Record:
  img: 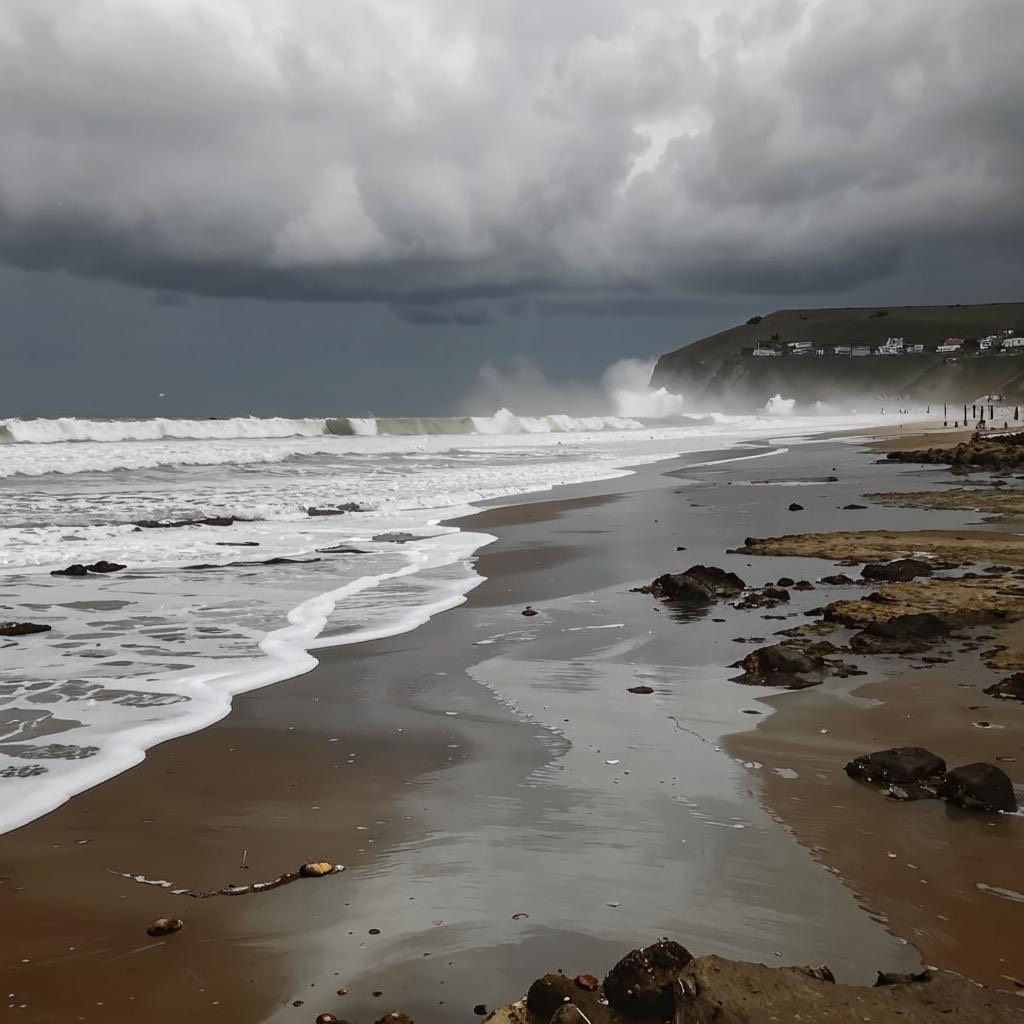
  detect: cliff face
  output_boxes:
[651,302,1024,410]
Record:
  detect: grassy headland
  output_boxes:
[651,302,1024,409]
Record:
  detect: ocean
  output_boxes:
[0,407,889,834]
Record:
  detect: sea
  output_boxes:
[0,402,894,834]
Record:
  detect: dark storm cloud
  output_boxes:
[1,0,1022,308]
[394,305,491,326]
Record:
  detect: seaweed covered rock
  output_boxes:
[603,938,693,1016]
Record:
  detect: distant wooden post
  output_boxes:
[990,405,995,419]
[972,404,977,419]
[964,405,968,422]
[1016,406,1020,421]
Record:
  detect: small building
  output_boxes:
[851,345,871,357]
[832,345,852,356]
[1001,337,1024,350]
[875,337,904,355]
[906,343,925,354]
[937,338,964,353]
[979,335,999,350]
[751,344,781,357]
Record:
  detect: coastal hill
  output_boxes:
[650,302,1024,410]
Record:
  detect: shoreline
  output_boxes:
[7,421,1024,1022]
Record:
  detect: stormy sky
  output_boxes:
[2,0,1022,416]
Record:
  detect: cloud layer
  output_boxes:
[2,0,1022,303]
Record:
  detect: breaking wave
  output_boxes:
[0,411,692,444]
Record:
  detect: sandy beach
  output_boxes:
[4,428,1024,1022]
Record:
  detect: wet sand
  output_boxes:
[3,431,1019,1022]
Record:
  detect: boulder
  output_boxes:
[87,560,126,573]
[522,606,539,617]
[820,574,855,585]
[50,563,89,577]
[862,559,933,582]
[788,502,804,511]
[627,685,654,695]
[0,622,51,637]
[574,975,600,992]
[940,763,1017,813]
[983,673,1024,701]
[526,974,577,1018]
[374,1015,414,1024]
[733,644,824,689]
[845,747,946,792]
[603,938,693,1016]
[641,565,744,606]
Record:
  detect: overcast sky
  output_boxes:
[2,0,1022,416]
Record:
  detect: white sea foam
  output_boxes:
[0,408,896,834]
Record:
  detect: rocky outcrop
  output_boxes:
[488,943,1024,1023]
[861,559,933,582]
[983,672,1024,700]
[735,585,790,609]
[939,763,1018,813]
[638,565,745,606]
[0,622,51,637]
[732,643,825,689]
[885,430,1024,473]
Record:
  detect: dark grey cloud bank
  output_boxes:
[2,0,1023,308]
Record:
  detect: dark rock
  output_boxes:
[146,916,183,937]
[373,1014,414,1024]
[316,545,371,555]
[845,747,946,793]
[940,763,1018,813]
[627,685,654,695]
[875,970,932,987]
[733,643,824,689]
[50,563,89,577]
[984,673,1024,701]
[603,938,693,1016]
[683,565,746,597]
[641,565,745,606]
[522,606,539,617]
[865,612,950,640]
[777,577,795,587]
[215,541,260,546]
[843,504,868,510]
[526,974,577,1017]
[472,1004,488,1016]
[788,503,804,511]
[133,515,243,529]
[820,574,855,585]
[793,580,815,591]
[306,503,365,516]
[185,556,321,570]
[87,560,126,573]
[861,559,933,582]
[316,1015,342,1024]
[790,965,836,983]
[574,975,600,992]
[0,622,51,637]
[736,586,790,610]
